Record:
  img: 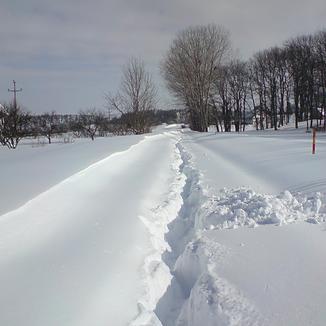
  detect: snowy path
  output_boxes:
[0,131,182,326]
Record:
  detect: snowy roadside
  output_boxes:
[0,134,144,214]
[0,128,188,326]
[153,129,326,326]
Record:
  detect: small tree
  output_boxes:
[37,111,63,144]
[0,103,30,149]
[78,108,105,140]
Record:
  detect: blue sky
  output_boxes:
[1,0,325,113]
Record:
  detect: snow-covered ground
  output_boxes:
[0,124,325,325]
[156,127,326,326]
[0,129,184,326]
[0,135,144,215]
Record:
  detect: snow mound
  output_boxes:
[174,238,263,326]
[173,238,228,295]
[177,273,262,326]
[200,188,325,230]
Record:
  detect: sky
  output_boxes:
[0,0,325,114]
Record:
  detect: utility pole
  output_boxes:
[8,80,22,109]
[312,128,316,154]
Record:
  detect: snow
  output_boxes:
[182,126,326,194]
[0,124,325,325]
[154,126,326,326]
[200,188,325,229]
[130,133,186,325]
[0,130,183,326]
[204,223,326,325]
[0,135,144,214]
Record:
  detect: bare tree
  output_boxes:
[227,60,249,131]
[162,24,230,132]
[107,57,157,134]
[211,65,231,132]
[285,35,318,129]
[78,108,105,140]
[248,47,291,130]
[315,30,326,129]
[36,111,63,144]
[0,103,30,149]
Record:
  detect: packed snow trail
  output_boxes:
[0,130,183,326]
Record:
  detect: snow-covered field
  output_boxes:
[0,135,144,215]
[0,124,325,325]
[156,126,326,326]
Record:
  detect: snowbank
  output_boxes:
[0,130,188,326]
[130,135,186,326]
[0,135,143,214]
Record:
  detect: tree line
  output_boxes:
[0,103,184,149]
[162,25,326,132]
[0,105,111,149]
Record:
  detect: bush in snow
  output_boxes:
[0,103,30,149]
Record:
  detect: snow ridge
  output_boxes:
[129,134,186,326]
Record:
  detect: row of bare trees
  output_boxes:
[162,25,326,132]
[0,57,159,149]
[0,105,115,149]
[30,108,144,142]
[0,105,185,149]
[211,60,249,132]
[247,31,326,131]
[0,105,178,149]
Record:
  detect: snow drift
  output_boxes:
[200,188,325,230]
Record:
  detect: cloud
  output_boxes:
[0,0,325,112]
